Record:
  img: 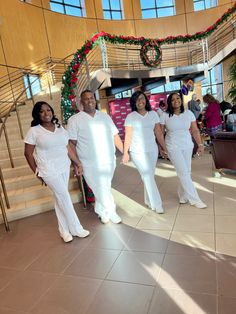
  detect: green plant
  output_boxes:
[227,57,236,105]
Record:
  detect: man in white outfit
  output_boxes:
[67,90,123,224]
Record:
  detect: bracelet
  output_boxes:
[198,144,204,147]
[35,168,39,176]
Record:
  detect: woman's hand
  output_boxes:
[122,152,130,164]
[159,147,168,159]
[74,163,83,176]
[197,144,204,155]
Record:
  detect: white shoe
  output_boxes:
[99,214,110,224]
[155,207,164,214]
[179,198,188,204]
[60,233,73,243]
[109,212,122,224]
[192,201,207,209]
[74,229,90,238]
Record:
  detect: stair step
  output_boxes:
[1,189,81,222]
[1,156,27,168]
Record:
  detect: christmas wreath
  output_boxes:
[140,40,162,67]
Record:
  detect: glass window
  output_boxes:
[140,0,175,18]
[23,74,41,99]
[102,0,123,20]
[193,0,217,11]
[50,0,84,17]
[202,64,223,101]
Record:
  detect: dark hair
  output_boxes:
[166,92,184,117]
[203,94,219,104]
[159,100,165,108]
[229,104,236,114]
[130,91,151,112]
[220,100,232,113]
[31,101,60,127]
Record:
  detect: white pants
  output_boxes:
[130,149,163,210]
[167,147,201,204]
[82,163,116,217]
[42,168,83,236]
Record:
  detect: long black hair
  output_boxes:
[31,101,60,127]
[166,92,185,117]
[130,91,152,112]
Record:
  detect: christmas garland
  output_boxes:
[61,3,236,122]
[140,40,162,67]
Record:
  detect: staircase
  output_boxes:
[0,89,81,223]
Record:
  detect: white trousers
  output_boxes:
[167,147,201,204]
[130,149,163,210]
[82,163,116,217]
[42,168,83,236]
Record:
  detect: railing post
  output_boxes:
[26,74,35,106]
[2,123,14,168]
[125,44,130,70]
[0,191,10,232]
[15,104,24,139]
[0,166,10,209]
[99,39,109,70]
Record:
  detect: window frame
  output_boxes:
[140,0,175,19]
[102,0,123,20]
[193,0,218,12]
[50,0,85,17]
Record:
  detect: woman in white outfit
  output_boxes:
[122,91,168,214]
[24,101,90,243]
[160,93,207,208]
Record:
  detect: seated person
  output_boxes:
[227,105,236,132]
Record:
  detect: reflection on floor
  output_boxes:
[0,152,236,314]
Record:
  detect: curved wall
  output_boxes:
[0,0,234,73]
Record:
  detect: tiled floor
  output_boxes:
[0,152,236,314]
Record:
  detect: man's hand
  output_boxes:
[74,163,83,176]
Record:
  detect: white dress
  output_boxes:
[24,125,84,236]
[124,111,163,210]
[160,110,202,204]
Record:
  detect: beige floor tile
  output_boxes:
[0,309,27,314]
[125,229,170,253]
[174,215,214,233]
[26,244,83,273]
[216,233,236,257]
[64,247,120,279]
[30,275,102,314]
[215,216,236,234]
[158,254,217,294]
[218,296,236,314]
[137,213,176,231]
[178,203,214,215]
[107,251,164,285]
[148,288,217,314]
[0,271,59,312]
[216,255,236,298]
[87,280,154,314]
[0,268,21,291]
[215,197,236,215]
[167,231,215,255]
[87,224,133,250]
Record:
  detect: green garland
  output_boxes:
[61,3,236,122]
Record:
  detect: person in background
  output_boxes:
[122,91,168,214]
[220,100,232,130]
[67,90,123,224]
[160,92,207,209]
[24,101,90,243]
[157,100,166,117]
[227,104,236,132]
[188,93,201,119]
[203,94,222,139]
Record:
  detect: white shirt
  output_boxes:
[227,113,236,124]
[67,110,118,167]
[124,111,160,153]
[160,110,195,150]
[24,125,71,177]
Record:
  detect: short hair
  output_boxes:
[80,89,94,98]
[166,92,184,117]
[31,101,60,127]
[129,91,151,112]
